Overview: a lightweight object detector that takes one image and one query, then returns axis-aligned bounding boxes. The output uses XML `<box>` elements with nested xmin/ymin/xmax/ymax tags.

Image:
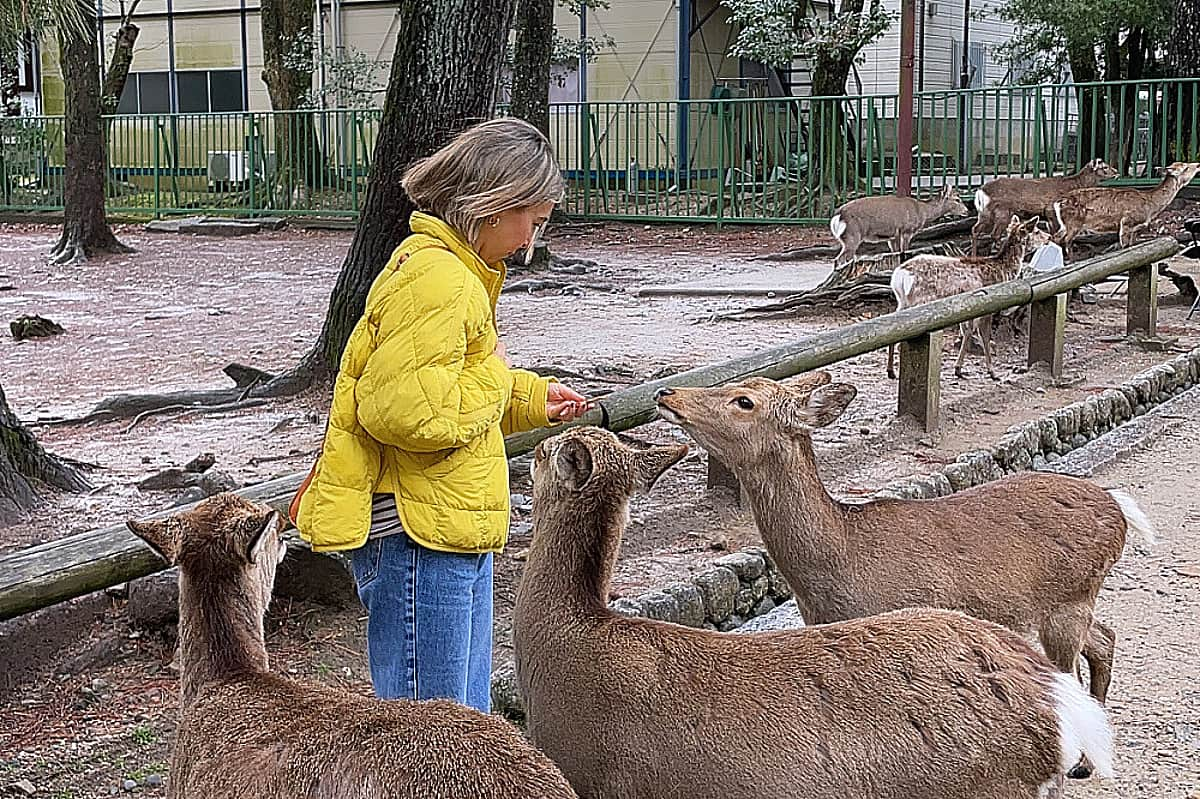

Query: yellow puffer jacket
<box><xmin>295</xmin><ymin>212</ymin><xmax>552</xmax><ymax>554</ymax></box>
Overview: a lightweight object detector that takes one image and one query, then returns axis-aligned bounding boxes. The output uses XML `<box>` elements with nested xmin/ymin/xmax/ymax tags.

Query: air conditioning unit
<box><xmin>207</xmin><ymin>150</ymin><xmax>250</xmax><ymax>191</ymax></box>
<box><xmin>206</xmin><ymin>150</ymin><xmax>277</xmax><ymax>191</ymax></box>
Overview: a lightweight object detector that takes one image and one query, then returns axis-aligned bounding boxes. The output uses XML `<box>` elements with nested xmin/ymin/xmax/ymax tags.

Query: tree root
<box><xmin>122</xmin><ymin>398</ymin><xmax>269</xmax><ymax>433</ymax></box>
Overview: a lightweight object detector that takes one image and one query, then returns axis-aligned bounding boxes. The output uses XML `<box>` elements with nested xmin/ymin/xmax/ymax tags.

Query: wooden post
<box><xmin>897</xmin><ymin>329</ymin><xmax>943</xmax><ymax>432</ymax></box>
<box><xmin>706</xmin><ymin>452</ymin><xmax>741</xmax><ymax>504</ymax></box>
<box><xmin>1027</xmin><ymin>293</ymin><xmax>1066</xmax><ymax>377</ymax></box>
<box><xmin>1126</xmin><ymin>262</ymin><xmax>1158</xmax><ymax>336</ymax></box>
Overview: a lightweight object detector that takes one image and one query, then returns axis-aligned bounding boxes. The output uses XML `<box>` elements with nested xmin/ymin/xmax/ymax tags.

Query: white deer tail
<box><xmin>1049</xmin><ymin>673</ymin><xmax>1114</xmax><ymax>780</ymax></box>
<box><xmin>890</xmin><ymin>267</ymin><xmax>915</xmax><ymax>308</ymax></box>
<box><xmin>1053</xmin><ymin>201</ymin><xmax>1066</xmax><ymax>234</ymax></box>
<box><xmin>1108</xmin><ymin>489</ymin><xmax>1157</xmax><ymax>554</ymax></box>
<box><xmin>974</xmin><ymin>188</ymin><xmax>990</xmax><ymax>214</ymax></box>
<box><xmin>830</xmin><ymin>214</ymin><xmax>847</xmax><ymax>241</ymax></box>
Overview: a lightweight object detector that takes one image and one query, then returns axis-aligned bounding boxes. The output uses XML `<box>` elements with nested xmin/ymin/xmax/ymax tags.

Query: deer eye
<box><xmin>734</xmin><ymin>396</ymin><xmax>755</xmax><ymax>410</ymax></box>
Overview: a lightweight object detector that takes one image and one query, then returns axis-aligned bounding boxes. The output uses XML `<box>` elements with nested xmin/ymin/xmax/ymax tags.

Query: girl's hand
<box><xmin>494</xmin><ymin>340</ymin><xmax>512</xmax><ymax>367</ymax></box>
<box><xmin>546</xmin><ymin>383</ymin><xmax>593</xmax><ymax>422</ymax></box>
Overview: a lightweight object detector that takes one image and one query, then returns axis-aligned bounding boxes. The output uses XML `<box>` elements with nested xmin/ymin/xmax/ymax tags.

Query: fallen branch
<box><xmin>123</xmin><ymin>398</ymin><xmax>269</xmax><ymax>434</ymax></box>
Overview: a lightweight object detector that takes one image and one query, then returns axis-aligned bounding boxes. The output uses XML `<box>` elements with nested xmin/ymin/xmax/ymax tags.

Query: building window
<box><xmin>115</xmin><ymin>70</ymin><xmax>245</xmax><ymax>114</ymax></box>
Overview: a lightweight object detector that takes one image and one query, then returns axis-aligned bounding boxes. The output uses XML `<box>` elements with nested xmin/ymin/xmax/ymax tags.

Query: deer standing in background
<box><xmin>126</xmin><ymin>494</ymin><xmax>577</xmax><ymax>799</ymax></box>
<box><xmin>972</xmin><ymin>159</ymin><xmax>1118</xmax><ymax>254</ymax></box>
<box><xmin>1054</xmin><ymin>161</ymin><xmax>1200</xmax><ymax>258</ymax></box>
<box><xmin>887</xmin><ymin>215</ymin><xmax>1049</xmax><ymax>380</ymax></box>
<box><xmin>829</xmin><ymin>184</ymin><xmax>968</xmax><ymax>269</ymax></box>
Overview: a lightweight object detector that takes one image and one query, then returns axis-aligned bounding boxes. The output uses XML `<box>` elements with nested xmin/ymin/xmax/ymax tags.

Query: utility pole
<box><xmin>897</xmin><ymin>0</ymin><xmax>916</xmax><ymax>196</ymax></box>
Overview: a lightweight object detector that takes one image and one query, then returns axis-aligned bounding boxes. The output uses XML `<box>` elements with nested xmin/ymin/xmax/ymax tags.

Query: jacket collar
<box><xmin>409</xmin><ymin>211</ymin><xmax>506</xmax><ymax>308</ymax></box>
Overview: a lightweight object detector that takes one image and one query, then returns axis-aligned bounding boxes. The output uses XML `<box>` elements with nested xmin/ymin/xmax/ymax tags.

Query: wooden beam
<box><xmin>897</xmin><ymin>330</ymin><xmax>943</xmax><ymax>432</ymax></box>
<box><xmin>1027</xmin><ymin>293</ymin><xmax>1066</xmax><ymax>377</ymax></box>
<box><xmin>1126</xmin><ymin>261</ymin><xmax>1159</xmax><ymax>336</ymax></box>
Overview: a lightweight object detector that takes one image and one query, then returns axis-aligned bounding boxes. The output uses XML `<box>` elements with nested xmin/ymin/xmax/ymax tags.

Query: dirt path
<box><xmin>1075</xmin><ymin>409</ymin><xmax>1200</xmax><ymax>799</ymax></box>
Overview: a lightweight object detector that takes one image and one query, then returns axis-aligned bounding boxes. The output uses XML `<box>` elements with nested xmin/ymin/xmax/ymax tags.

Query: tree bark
<box><xmin>266</xmin><ymin>0</ymin><xmax>518</xmax><ymax>392</ymax></box>
<box><xmin>1068</xmin><ymin>42</ymin><xmax>1104</xmax><ymax>162</ymax></box>
<box><xmin>1167</xmin><ymin>0</ymin><xmax>1200</xmax><ymax>158</ymax></box>
<box><xmin>50</xmin><ymin>0</ymin><xmax>133</xmax><ymax>265</ymax></box>
<box><xmin>100</xmin><ymin>13</ymin><xmax>139</xmax><ymax>116</ymax></box>
<box><xmin>0</xmin><ymin>384</ymin><xmax>90</xmax><ymax>527</ymax></box>
<box><xmin>261</xmin><ymin>0</ymin><xmax>325</xmax><ymax>205</ymax></box>
<box><xmin>510</xmin><ymin>0</ymin><xmax>554</xmax><ymax>138</ymax></box>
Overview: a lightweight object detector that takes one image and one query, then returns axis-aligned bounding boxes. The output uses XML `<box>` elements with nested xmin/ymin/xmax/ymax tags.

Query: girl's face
<box><xmin>476</xmin><ymin>201</ymin><xmax>555</xmax><ymax>265</ymax></box>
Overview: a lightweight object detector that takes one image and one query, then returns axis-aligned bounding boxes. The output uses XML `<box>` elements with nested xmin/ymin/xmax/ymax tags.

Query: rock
<box><xmin>1070</xmin><ymin>433</ymin><xmax>1088</xmax><ymax>449</ymax></box>
<box><xmin>57</xmin><ymin>635</ymin><xmax>123</xmax><ymax>675</ymax></box>
<box><xmin>197</xmin><ymin>469</ymin><xmax>241</xmax><ymax>497</ymax></box>
<box><xmin>637</xmin><ymin>590</ymin><xmax>681</xmax><ymax>622</ymax></box>
<box><xmin>716</xmin><ymin>614</ymin><xmax>746</xmax><ymax>632</ymax></box>
<box><xmin>767</xmin><ymin>568</ymin><xmax>792</xmax><ymax>600</ymax></box>
<box><xmin>177</xmin><ymin>218</ymin><xmax>262</xmax><ymax>237</ymax></box>
<box><xmin>608</xmin><ymin>598</ymin><xmax>642</xmax><ymax>618</ymax></box>
<box><xmin>8</xmin><ymin>779</ymin><xmax>37</xmax><ymax>796</ymax></box>
<box><xmin>713</xmin><ymin>551</ymin><xmax>766</xmax><ymax>581</ymax></box>
<box><xmin>661</xmin><ymin>582</ymin><xmax>706</xmax><ymax>628</ymax></box>
<box><xmin>137</xmin><ymin>468</ymin><xmax>203</xmax><ymax>491</ymax></box>
<box><xmin>941</xmin><ymin>462</ymin><xmax>975</xmax><ymax>492</ymax></box>
<box><xmin>127</xmin><ymin>571</ymin><xmax>180</xmax><ymax>629</ymax></box>
<box><xmin>183</xmin><ymin>453</ymin><xmax>216</xmax><ymax>473</ymax></box>
<box><xmin>925</xmin><ymin>472</ymin><xmax>952</xmax><ymax>497</ymax></box>
<box><xmin>1052</xmin><ymin>407</ymin><xmax>1078</xmax><ymax>440</ymax></box>
<box><xmin>509</xmin><ymin>493</ymin><xmax>533</xmax><ymax>514</ymax></box>
<box><xmin>748</xmin><ymin>574</ymin><xmax>770</xmax><ymax>600</ymax></box>
<box><xmin>734</xmin><ymin>599</ymin><xmax>806</xmax><ymax>632</ymax></box>
<box><xmin>170</xmin><ymin>487</ymin><xmax>207</xmax><ymax>507</ymax></box>
<box><xmin>122</xmin><ymin>779</ymin><xmax>137</xmax><ymax>792</ymax></box>
<box><xmin>145</xmin><ymin>775</ymin><xmax>164</xmax><ymax>788</ymax></box>
<box><xmin>1037</xmin><ymin>417</ymin><xmax>1060</xmax><ymax>453</ymax></box>
<box><xmin>749</xmin><ymin>596</ymin><xmax>776</xmax><ymax>617</ymax></box>
<box><xmin>10</xmin><ymin>314</ymin><xmax>64</xmax><ymax>341</ymax></box>
<box><xmin>1032</xmin><ymin>454</ymin><xmax>1047</xmax><ymax>470</ymax></box>
<box><xmin>693</xmin><ymin>567</ymin><xmax>739</xmax><ymax>622</ymax></box>
<box><xmin>734</xmin><ymin>588</ymin><xmax>756</xmax><ymax>617</ymax></box>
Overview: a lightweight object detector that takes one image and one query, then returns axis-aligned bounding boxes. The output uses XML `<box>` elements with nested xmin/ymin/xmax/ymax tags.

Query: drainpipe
<box><xmin>166</xmin><ymin>0</ymin><xmax>178</xmax><ymax>112</ymax></box>
<box><xmin>676</xmin><ymin>0</ymin><xmax>691</xmax><ymax>189</ymax></box>
<box><xmin>578</xmin><ymin>0</ymin><xmax>587</xmax><ymax>102</ymax></box>
<box><xmin>240</xmin><ymin>0</ymin><xmax>249</xmax><ymax>109</ymax></box>
<box><xmin>957</xmin><ymin>0</ymin><xmax>970</xmax><ymax>168</ymax></box>
<box><xmin>917</xmin><ymin>0</ymin><xmax>926</xmax><ymax>92</ymax></box>
<box><xmin>97</xmin><ymin>0</ymin><xmax>106</xmax><ymax>80</ymax></box>
<box><xmin>897</xmin><ymin>0</ymin><xmax>915</xmax><ymax>197</ymax></box>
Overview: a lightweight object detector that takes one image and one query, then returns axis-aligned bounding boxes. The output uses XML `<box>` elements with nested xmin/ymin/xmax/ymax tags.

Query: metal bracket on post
<box><xmin>706</xmin><ymin>452</ymin><xmax>741</xmax><ymax>505</ymax></box>
<box><xmin>1027</xmin><ymin>293</ymin><xmax>1066</xmax><ymax>377</ymax></box>
<box><xmin>1126</xmin><ymin>262</ymin><xmax>1158</xmax><ymax>336</ymax></box>
<box><xmin>897</xmin><ymin>329</ymin><xmax>943</xmax><ymax>432</ymax></box>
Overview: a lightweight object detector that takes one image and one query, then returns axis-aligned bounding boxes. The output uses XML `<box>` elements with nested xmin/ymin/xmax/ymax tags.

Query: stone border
<box><xmin>491</xmin><ymin>347</ymin><xmax>1200</xmax><ymax>720</ymax></box>
<box><xmin>876</xmin><ymin>347</ymin><xmax>1200</xmax><ymax>500</ymax></box>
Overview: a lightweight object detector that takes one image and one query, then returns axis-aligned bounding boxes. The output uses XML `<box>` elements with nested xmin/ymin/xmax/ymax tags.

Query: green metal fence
<box><xmin>2</xmin><ymin>78</ymin><xmax>1198</xmax><ymax>223</ymax></box>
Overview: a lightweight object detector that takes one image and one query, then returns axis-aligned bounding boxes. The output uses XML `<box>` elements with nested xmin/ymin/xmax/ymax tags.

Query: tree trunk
<box><xmin>0</xmin><ymin>384</ymin><xmax>90</xmax><ymax>527</ymax></box>
<box><xmin>268</xmin><ymin>0</ymin><xmax>518</xmax><ymax>391</ymax></box>
<box><xmin>50</xmin><ymin>0</ymin><xmax>133</xmax><ymax>265</ymax></box>
<box><xmin>261</xmin><ymin>0</ymin><xmax>325</xmax><ymax>206</ymax></box>
<box><xmin>100</xmin><ymin>19</ymin><xmax>139</xmax><ymax>116</ymax></box>
<box><xmin>510</xmin><ymin>0</ymin><xmax>554</xmax><ymax>137</ymax></box>
<box><xmin>1068</xmin><ymin>42</ymin><xmax>1104</xmax><ymax>162</ymax></box>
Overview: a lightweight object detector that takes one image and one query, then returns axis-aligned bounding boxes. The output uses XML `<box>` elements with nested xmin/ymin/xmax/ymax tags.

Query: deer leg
<box><xmin>1081</xmin><ymin>619</ymin><xmax>1116</xmax><ymax>704</ymax></box>
<box><xmin>887</xmin><ymin>342</ymin><xmax>897</xmax><ymax>380</ymax></box>
<box><xmin>1039</xmin><ymin>605</ymin><xmax>1095</xmax><ymax>780</ymax></box>
<box><xmin>954</xmin><ymin>321</ymin><xmax>972</xmax><ymax>378</ymax></box>
<box><xmin>980</xmin><ymin>314</ymin><xmax>997</xmax><ymax>380</ymax></box>
<box><xmin>970</xmin><ymin>210</ymin><xmax>990</xmax><ymax>255</ymax></box>
<box><xmin>836</xmin><ymin>232</ymin><xmax>861</xmax><ymax>270</ymax></box>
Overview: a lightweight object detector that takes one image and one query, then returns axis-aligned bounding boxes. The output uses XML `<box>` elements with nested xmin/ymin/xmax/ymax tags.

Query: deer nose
<box><xmin>654</xmin><ymin>388</ymin><xmax>674</xmax><ymax>401</ymax></box>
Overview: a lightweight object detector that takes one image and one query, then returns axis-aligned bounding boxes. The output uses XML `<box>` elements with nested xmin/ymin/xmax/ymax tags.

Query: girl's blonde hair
<box><xmin>402</xmin><ymin>118</ymin><xmax>565</xmax><ymax>246</ymax></box>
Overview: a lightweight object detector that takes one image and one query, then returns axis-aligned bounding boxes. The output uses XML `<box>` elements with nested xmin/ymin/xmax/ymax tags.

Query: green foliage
<box><xmin>0</xmin><ymin>0</ymin><xmax>90</xmax><ymax>61</ymax></box>
<box><xmin>995</xmin><ymin>0</ymin><xmax>1171</xmax><ymax>81</ymax></box>
<box><xmin>722</xmin><ymin>0</ymin><xmax>895</xmax><ymax>70</ymax></box>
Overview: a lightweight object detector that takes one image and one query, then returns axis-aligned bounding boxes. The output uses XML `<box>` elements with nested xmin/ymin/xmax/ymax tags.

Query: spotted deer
<box><xmin>1054</xmin><ymin>161</ymin><xmax>1200</xmax><ymax>258</ymax></box>
<box><xmin>515</xmin><ymin>426</ymin><xmax>1113</xmax><ymax>799</ymax></box>
<box><xmin>126</xmin><ymin>494</ymin><xmax>577</xmax><ymax>799</ymax></box>
<box><xmin>657</xmin><ymin>373</ymin><xmax>1154</xmax><ymax>777</ymax></box>
<box><xmin>972</xmin><ymin>160</ymin><xmax>1118</xmax><ymax>254</ymax></box>
<box><xmin>887</xmin><ymin>214</ymin><xmax>1050</xmax><ymax>380</ymax></box>
<box><xmin>829</xmin><ymin>184</ymin><xmax>968</xmax><ymax>269</ymax></box>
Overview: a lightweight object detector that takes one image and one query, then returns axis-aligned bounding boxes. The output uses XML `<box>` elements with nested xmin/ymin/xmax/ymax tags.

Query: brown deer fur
<box><xmin>127</xmin><ymin>493</ymin><xmax>577</xmax><ymax>799</ymax></box>
<box><xmin>887</xmin><ymin>215</ymin><xmax>1049</xmax><ymax>380</ymax></box>
<box><xmin>657</xmin><ymin>373</ymin><xmax>1153</xmax><ymax>715</ymax></box>
<box><xmin>972</xmin><ymin>159</ymin><xmax>1117</xmax><ymax>254</ymax></box>
<box><xmin>829</xmin><ymin>184</ymin><xmax>968</xmax><ymax>269</ymax></box>
<box><xmin>514</xmin><ymin>426</ymin><xmax>1113</xmax><ymax>799</ymax></box>
<box><xmin>1053</xmin><ymin>161</ymin><xmax>1200</xmax><ymax>258</ymax></box>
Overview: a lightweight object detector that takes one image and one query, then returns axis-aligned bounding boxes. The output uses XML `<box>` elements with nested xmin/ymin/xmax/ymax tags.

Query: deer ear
<box><xmin>804</xmin><ymin>383</ymin><xmax>858</xmax><ymax>428</ymax></box>
<box><xmin>786</xmin><ymin>370</ymin><xmax>832</xmax><ymax>398</ymax></box>
<box><xmin>635</xmin><ymin>444</ymin><xmax>688</xmax><ymax>494</ymax></box>
<box><xmin>554</xmin><ymin>438</ymin><xmax>594</xmax><ymax>491</ymax></box>
<box><xmin>127</xmin><ymin>519</ymin><xmax>179</xmax><ymax>565</ymax></box>
<box><xmin>246</xmin><ymin>511</ymin><xmax>282</xmax><ymax>564</ymax></box>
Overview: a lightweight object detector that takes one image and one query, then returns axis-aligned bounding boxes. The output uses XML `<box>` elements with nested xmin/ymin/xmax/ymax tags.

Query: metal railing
<box><xmin>2</xmin><ymin>78</ymin><xmax>1197</xmax><ymax>223</ymax></box>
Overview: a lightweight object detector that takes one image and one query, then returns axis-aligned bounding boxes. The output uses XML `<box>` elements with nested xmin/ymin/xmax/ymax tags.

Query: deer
<box><xmin>514</xmin><ymin>425</ymin><xmax>1113</xmax><ymax>799</ymax></box>
<box><xmin>829</xmin><ymin>183</ymin><xmax>969</xmax><ymax>269</ymax></box>
<box><xmin>972</xmin><ymin>159</ymin><xmax>1118</xmax><ymax>254</ymax></box>
<box><xmin>887</xmin><ymin>214</ymin><xmax>1050</xmax><ymax>381</ymax></box>
<box><xmin>1053</xmin><ymin>161</ymin><xmax>1200</xmax><ymax>259</ymax></box>
<box><xmin>657</xmin><ymin>372</ymin><xmax>1155</xmax><ymax>778</ymax></box>
<box><xmin>126</xmin><ymin>493</ymin><xmax>577</xmax><ymax>799</ymax></box>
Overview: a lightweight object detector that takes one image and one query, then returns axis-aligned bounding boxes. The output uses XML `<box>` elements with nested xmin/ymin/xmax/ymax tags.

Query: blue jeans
<box><xmin>350</xmin><ymin>534</ymin><xmax>494</xmax><ymax>712</ymax></box>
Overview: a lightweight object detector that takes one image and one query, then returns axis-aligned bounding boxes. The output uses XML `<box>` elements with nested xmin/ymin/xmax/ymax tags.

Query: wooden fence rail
<box><xmin>0</xmin><ymin>236</ymin><xmax>1178</xmax><ymax>620</ymax></box>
